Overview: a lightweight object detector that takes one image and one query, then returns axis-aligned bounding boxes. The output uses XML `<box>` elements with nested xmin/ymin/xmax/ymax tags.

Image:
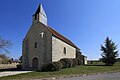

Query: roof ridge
<box><xmin>47</xmin><ymin>26</ymin><xmax>79</xmax><ymax>49</ymax></box>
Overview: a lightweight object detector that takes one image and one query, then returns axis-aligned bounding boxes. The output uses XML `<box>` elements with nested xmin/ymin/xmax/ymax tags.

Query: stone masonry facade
<box><xmin>52</xmin><ymin>36</ymin><xmax>76</xmax><ymax>62</ymax></box>
<box><xmin>22</xmin><ymin>22</ymin><xmax>52</xmax><ymax>70</ymax></box>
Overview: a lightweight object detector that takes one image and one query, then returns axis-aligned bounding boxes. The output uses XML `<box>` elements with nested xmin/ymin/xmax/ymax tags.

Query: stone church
<box><xmin>22</xmin><ymin>4</ymin><xmax>86</xmax><ymax>70</ymax></box>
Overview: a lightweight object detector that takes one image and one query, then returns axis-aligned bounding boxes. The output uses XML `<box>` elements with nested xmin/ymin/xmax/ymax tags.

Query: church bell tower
<box><xmin>32</xmin><ymin>4</ymin><xmax>47</xmax><ymax>26</ymax></box>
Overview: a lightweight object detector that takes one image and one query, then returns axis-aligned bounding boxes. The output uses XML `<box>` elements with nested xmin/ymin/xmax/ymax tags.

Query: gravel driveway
<box><xmin>54</xmin><ymin>72</ymin><xmax>120</xmax><ymax>80</ymax></box>
<box><xmin>0</xmin><ymin>70</ymin><xmax>120</xmax><ymax>80</ymax></box>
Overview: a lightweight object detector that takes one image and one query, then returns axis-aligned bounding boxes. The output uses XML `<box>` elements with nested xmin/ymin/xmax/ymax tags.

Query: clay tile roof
<box><xmin>47</xmin><ymin>26</ymin><xmax>79</xmax><ymax>49</ymax></box>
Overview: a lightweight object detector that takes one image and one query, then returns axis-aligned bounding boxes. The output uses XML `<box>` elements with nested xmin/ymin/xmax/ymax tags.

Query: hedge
<box><xmin>41</xmin><ymin>58</ymin><xmax>83</xmax><ymax>71</ymax></box>
<box><xmin>77</xmin><ymin>58</ymin><xmax>82</xmax><ymax>65</ymax></box>
<box><xmin>59</xmin><ymin>60</ymin><xmax>66</xmax><ymax>68</ymax></box>
<box><xmin>72</xmin><ymin>58</ymin><xmax>78</xmax><ymax>67</ymax></box>
<box><xmin>60</xmin><ymin>58</ymin><xmax>73</xmax><ymax>68</ymax></box>
<box><xmin>41</xmin><ymin>61</ymin><xmax>63</xmax><ymax>71</ymax></box>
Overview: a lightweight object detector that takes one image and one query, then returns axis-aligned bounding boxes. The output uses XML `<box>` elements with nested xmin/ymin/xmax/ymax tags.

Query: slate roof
<box><xmin>47</xmin><ymin>26</ymin><xmax>79</xmax><ymax>49</ymax></box>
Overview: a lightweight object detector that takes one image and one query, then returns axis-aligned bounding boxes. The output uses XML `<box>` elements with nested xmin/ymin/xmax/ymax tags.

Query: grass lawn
<box><xmin>0</xmin><ymin>62</ymin><xmax>120</xmax><ymax>80</ymax></box>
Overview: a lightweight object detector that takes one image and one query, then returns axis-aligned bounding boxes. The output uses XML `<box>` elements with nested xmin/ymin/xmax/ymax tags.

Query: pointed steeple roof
<box><xmin>33</xmin><ymin>4</ymin><xmax>47</xmax><ymax>26</ymax></box>
<box><xmin>34</xmin><ymin>4</ymin><xmax>47</xmax><ymax>17</ymax></box>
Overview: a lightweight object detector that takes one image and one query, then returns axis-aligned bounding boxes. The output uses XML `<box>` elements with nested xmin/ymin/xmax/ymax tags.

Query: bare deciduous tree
<box><xmin>0</xmin><ymin>36</ymin><xmax>12</xmax><ymax>53</ymax></box>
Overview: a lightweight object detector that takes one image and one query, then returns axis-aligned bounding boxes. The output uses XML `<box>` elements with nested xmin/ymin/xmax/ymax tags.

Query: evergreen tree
<box><xmin>101</xmin><ymin>37</ymin><xmax>118</xmax><ymax>66</ymax></box>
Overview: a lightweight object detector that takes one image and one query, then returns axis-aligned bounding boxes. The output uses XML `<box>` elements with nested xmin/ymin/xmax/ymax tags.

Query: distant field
<box><xmin>0</xmin><ymin>62</ymin><xmax>120</xmax><ymax>80</ymax></box>
<box><xmin>87</xmin><ymin>61</ymin><xmax>106</xmax><ymax>65</ymax></box>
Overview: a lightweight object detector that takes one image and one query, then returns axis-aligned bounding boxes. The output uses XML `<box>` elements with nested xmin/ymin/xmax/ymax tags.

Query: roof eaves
<box><xmin>47</xmin><ymin>26</ymin><xmax>80</xmax><ymax>49</ymax></box>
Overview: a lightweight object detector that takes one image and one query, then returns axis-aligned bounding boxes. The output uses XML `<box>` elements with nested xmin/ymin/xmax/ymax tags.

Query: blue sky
<box><xmin>0</xmin><ymin>0</ymin><xmax>120</xmax><ymax>60</ymax></box>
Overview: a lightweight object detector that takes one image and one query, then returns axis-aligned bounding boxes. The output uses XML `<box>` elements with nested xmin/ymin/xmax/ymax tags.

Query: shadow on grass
<box><xmin>85</xmin><ymin>65</ymin><xmax>108</xmax><ymax>66</ymax></box>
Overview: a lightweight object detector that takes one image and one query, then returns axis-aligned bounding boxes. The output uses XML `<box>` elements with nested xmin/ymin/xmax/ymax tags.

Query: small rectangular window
<box><xmin>35</xmin><ymin>42</ymin><xmax>37</xmax><ymax>48</ymax></box>
<box><xmin>64</xmin><ymin>47</ymin><xmax>66</xmax><ymax>54</ymax></box>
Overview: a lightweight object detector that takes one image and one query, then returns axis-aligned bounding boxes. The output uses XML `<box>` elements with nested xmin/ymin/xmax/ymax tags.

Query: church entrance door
<box><xmin>32</xmin><ymin>57</ymin><xmax>38</xmax><ymax>69</ymax></box>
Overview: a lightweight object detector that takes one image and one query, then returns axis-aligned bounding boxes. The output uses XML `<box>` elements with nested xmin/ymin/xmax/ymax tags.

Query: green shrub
<box><xmin>41</xmin><ymin>58</ymin><xmax>82</xmax><ymax>72</ymax></box>
<box><xmin>41</xmin><ymin>63</ymin><xmax>48</xmax><ymax>71</ymax></box>
<box><xmin>57</xmin><ymin>61</ymin><xmax>64</xmax><ymax>69</ymax></box>
<box><xmin>72</xmin><ymin>58</ymin><xmax>78</xmax><ymax>67</ymax></box>
<box><xmin>53</xmin><ymin>62</ymin><xmax>63</xmax><ymax>70</ymax></box>
<box><xmin>17</xmin><ymin>64</ymin><xmax>22</xmax><ymax>70</ymax></box>
<box><xmin>41</xmin><ymin>62</ymin><xmax>63</xmax><ymax>71</ymax></box>
<box><xmin>59</xmin><ymin>60</ymin><xmax>66</xmax><ymax>68</ymax></box>
<box><xmin>77</xmin><ymin>58</ymin><xmax>82</xmax><ymax>65</ymax></box>
<box><xmin>60</xmin><ymin>58</ymin><xmax>72</xmax><ymax>68</ymax></box>
<box><xmin>41</xmin><ymin>63</ymin><xmax>54</xmax><ymax>71</ymax></box>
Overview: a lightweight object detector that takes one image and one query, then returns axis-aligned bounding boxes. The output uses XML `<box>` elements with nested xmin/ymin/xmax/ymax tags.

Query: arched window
<box><xmin>63</xmin><ymin>47</ymin><xmax>66</xmax><ymax>54</ymax></box>
<box><xmin>35</xmin><ymin>42</ymin><xmax>37</xmax><ymax>48</ymax></box>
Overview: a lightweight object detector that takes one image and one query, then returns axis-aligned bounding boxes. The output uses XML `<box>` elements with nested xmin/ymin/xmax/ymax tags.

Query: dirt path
<box><xmin>0</xmin><ymin>71</ymin><xmax>32</xmax><ymax>77</ymax></box>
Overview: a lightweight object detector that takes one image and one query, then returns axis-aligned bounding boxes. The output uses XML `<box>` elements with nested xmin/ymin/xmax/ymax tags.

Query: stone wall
<box><xmin>52</xmin><ymin>36</ymin><xmax>76</xmax><ymax>62</ymax></box>
<box><xmin>0</xmin><ymin>64</ymin><xmax>17</xmax><ymax>69</ymax></box>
